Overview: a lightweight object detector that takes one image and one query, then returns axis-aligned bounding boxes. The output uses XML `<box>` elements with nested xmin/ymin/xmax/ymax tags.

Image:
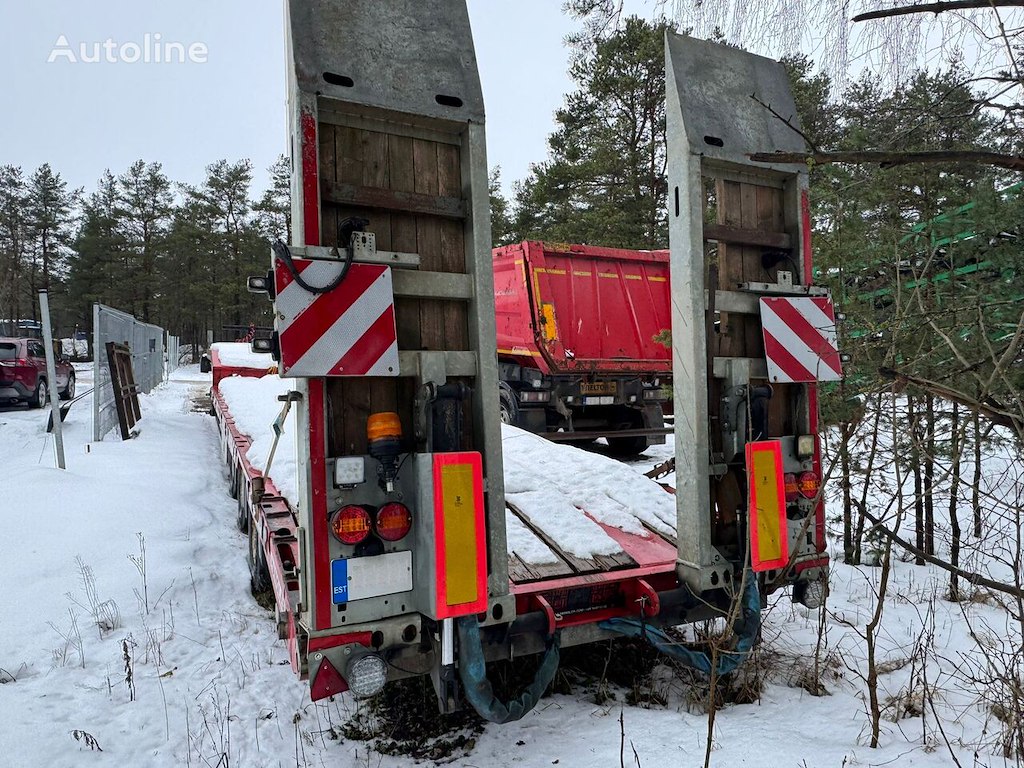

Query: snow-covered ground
<box><xmin>0</xmin><ymin>370</ymin><xmax>1017</xmax><ymax>767</ymax></box>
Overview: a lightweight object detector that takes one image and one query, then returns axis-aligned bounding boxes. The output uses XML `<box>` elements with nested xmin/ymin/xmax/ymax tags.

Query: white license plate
<box><xmin>331</xmin><ymin>550</ymin><xmax>413</xmax><ymax>604</ymax></box>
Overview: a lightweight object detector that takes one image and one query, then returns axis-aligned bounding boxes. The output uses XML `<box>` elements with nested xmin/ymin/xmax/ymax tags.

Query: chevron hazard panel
<box><xmin>273</xmin><ymin>255</ymin><xmax>400</xmax><ymax>378</ymax></box>
<box><xmin>759</xmin><ymin>297</ymin><xmax>842</xmax><ymax>384</ymax></box>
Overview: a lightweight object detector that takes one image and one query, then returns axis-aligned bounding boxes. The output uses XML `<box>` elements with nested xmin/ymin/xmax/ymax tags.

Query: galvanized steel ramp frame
<box><xmin>665</xmin><ymin>33</ymin><xmax>830</xmax><ymax>593</ymax></box>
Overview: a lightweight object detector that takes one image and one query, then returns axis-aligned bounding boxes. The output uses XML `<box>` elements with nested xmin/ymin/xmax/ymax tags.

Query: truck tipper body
<box><xmin>493</xmin><ymin>241</ymin><xmax>671</xmax><ymax>455</ymax></box>
<box><xmin>212</xmin><ymin>0</ymin><xmax>840</xmax><ymax>722</ymax></box>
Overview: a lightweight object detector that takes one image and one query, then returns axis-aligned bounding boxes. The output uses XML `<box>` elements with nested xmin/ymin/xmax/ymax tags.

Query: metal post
<box><xmin>39</xmin><ymin>291</ymin><xmax>66</xmax><ymax>469</ymax></box>
<box><xmin>93</xmin><ymin>303</ymin><xmax>101</xmax><ymax>442</ymax></box>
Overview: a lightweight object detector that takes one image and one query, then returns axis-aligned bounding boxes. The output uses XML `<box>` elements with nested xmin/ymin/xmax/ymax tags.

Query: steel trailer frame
<box><xmin>214</xmin><ymin>6</ymin><xmax>835</xmax><ymax>715</ymax></box>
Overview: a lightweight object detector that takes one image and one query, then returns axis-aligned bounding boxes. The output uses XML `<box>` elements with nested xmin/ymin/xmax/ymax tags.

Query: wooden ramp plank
<box><xmin>506</xmin><ymin>502</ymin><xmax>636</xmax><ymax>575</ymax></box>
<box><xmin>508</xmin><ymin>553</ymin><xmax>574</xmax><ymax>584</ymax></box>
<box><xmin>505</xmin><ymin>503</ymin><xmax>575</xmax><ymax>583</ymax></box>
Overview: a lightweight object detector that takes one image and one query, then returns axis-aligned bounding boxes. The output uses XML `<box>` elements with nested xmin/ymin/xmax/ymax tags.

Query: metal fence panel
<box><xmin>166</xmin><ymin>335</ymin><xmax>180</xmax><ymax>378</ymax></box>
<box><xmin>92</xmin><ymin>303</ymin><xmax>169</xmax><ymax>441</ymax></box>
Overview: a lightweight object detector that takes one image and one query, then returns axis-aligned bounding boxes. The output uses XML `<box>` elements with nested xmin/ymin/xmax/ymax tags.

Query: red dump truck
<box><xmin>493</xmin><ymin>242</ymin><xmax>671</xmax><ymax>455</ymax></box>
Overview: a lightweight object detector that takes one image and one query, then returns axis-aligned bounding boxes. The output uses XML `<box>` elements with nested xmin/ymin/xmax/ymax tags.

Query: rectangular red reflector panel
<box><xmin>746</xmin><ymin>440</ymin><xmax>789</xmax><ymax>573</ymax></box>
<box><xmin>432</xmin><ymin>452</ymin><xmax>488</xmax><ymax>618</ymax></box>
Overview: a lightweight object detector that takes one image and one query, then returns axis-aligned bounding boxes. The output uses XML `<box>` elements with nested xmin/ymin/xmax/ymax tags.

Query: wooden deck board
<box><xmin>505</xmin><ymin>501</ymin><xmax>636</xmax><ymax>576</ymax></box>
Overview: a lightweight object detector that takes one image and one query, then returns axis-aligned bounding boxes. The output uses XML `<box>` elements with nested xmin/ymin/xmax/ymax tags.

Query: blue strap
<box><xmin>456</xmin><ymin>616</ymin><xmax>561</xmax><ymax>724</ymax></box>
<box><xmin>599</xmin><ymin>573</ymin><xmax>761</xmax><ymax>677</ymax></box>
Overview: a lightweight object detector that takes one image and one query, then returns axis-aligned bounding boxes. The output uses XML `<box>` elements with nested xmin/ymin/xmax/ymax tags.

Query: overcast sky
<box><xmin>0</xmin><ymin>1</ymin><xmax>606</xmax><ymax>198</ymax></box>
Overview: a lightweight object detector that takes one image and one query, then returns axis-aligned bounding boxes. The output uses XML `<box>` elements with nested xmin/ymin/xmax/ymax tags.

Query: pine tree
<box><xmin>24</xmin><ymin>163</ymin><xmax>79</xmax><ymax>322</ymax></box>
<box><xmin>254</xmin><ymin>154</ymin><xmax>291</xmax><ymax>243</ymax></box>
<box><xmin>488</xmin><ymin>168</ymin><xmax>513</xmax><ymax>247</ymax></box>
<box><xmin>116</xmin><ymin>160</ymin><xmax>173</xmax><ymax>322</ymax></box>
<box><xmin>511</xmin><ymin>16</ymin><xmax>672</xmax><ymax>249</ymax></box>
<box><xmin>0</xmin><ymin>166</ymin><xmax>29</xmax><ymax>323</ymax></box>
<box><xmin>66</xmin><ymin>171</ymin><xmax>126</xmax><ymax>325</ymax></box>
<box><xmin>193</xmin><ymin>159</ymin><xmax>268</xmax><ymax>329</ymax></box>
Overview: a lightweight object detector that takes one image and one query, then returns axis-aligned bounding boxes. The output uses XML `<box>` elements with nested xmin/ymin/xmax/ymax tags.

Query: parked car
<box><xmin>0</xmin><ymin>337</ymin><xmax>75</xmax><ymax>407</ymax></box>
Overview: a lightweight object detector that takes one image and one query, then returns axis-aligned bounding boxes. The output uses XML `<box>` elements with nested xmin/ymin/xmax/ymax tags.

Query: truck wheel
<box><xmin>606</xmin><ymin>434</ymin><xmax>647</xmax><ymax>457</ymax></box>
<box><xmin>498</xmin><ymin>385</ymin><xmax>519</xmax><ymax>426</ymax></box>
<box><xmin>29</xmin><ymin>378</ymin><xmax>47</xmax><ymax>409</ymax></box>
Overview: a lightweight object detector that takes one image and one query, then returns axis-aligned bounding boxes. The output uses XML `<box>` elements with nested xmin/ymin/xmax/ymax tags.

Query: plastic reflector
<box><xmin>432</xmin><ymin>452</ymin><xmax>487</xmax><ymax>618</ymax></box>
<box><xmin>310</xmin><ymin>657</ymin><xmax>348</xmax><ymax>701</ymax></box>
<box><xmin>746</xmin><ymin>440</ymin><xmax>789</xmax><ymax>573</ymax></box>
<box><xmin>798</xmin><ymin>471</ymin><xmax>819</xmax><ymax>499</ymax></box>
<box><xmin>540</xmin><ymin>302</ymin><xmax>558</xmax><ymax>342</ymax></box>
<box><xmin>783</xmin><ymin>473</ymin><xmax>799</xmax><ymax>503</ymax></box>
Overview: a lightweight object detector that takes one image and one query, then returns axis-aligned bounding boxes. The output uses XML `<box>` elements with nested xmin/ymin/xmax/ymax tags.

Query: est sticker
<box><xmin>331</xmin><ymin>559</ymin><xmax>349</xmax><ymax>604</ymax></box>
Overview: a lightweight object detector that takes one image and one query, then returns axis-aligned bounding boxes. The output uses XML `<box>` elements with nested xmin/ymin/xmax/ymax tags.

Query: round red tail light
<box><xmin>376</xmin><ymin>502</ymin><xmax>412</xmax><ymax>542</ymax></box>
<box><xmin>797</xmin><ymin>471</ymin><xmax>820</xmax><ymax>500</ymax></box>
<box><xmin>784</xmin><ymin>473</ymin><xmax>799</xmax><ymax>503</ymax></box>
<box><xmin>330</xmin><ymin>505</ymin><xmax>372</xmax><ymax>545</ymax></box>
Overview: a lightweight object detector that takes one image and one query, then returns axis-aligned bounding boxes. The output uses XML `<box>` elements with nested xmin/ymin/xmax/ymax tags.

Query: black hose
<box><xmin>273</xmin><ymin>240</ymin><xmax>352</xmax><ymax>295</ymax></box>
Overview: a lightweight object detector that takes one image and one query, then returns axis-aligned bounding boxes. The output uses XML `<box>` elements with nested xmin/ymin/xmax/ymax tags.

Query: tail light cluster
<box><xmin>329</xmin><ymin>503</ymin><xmax>412</xmax><ymax>545</ymax></box>
<box><xmin>783</xmin><ymin>471</ymin><xmax>820</xmax><ymax>503</ymax></box>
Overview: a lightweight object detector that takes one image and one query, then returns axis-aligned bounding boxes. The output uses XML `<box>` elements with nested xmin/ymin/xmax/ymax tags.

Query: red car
<box><xmin>0</xmin><ymin>337</ymin><xmax>76</xmax><ymax>408</ymax></box>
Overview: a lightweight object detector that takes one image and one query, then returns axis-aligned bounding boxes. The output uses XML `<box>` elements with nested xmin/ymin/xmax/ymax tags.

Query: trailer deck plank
<box><xmin>507</xmin><ymin>553</ymin><xmax>575</xmax><ymax>583</ymax></box>
<box><xmin>506</xmin><ymin>501</ymin><xmax>637</xmax><ymax>576</ymax></box>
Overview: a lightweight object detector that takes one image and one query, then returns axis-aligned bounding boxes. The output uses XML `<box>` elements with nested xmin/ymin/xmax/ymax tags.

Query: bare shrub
<box><xmin>70</xmin><ymin>730</ymin><xmax>103</xmax><ymax>751</ymax></box>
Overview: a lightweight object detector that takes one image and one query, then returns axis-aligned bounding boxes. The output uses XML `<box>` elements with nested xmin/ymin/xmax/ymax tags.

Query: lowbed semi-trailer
<box><xmin>216</xmin><ymin>0</ymin><xmax>841</xmax><ymax>722</ymax></box>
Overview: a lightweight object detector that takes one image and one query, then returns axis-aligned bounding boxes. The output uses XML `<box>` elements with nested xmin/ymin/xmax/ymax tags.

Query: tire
<box><xmin>236</xmin><ymin>485</ymin><xmax>250</xmax><ymax>534</ymax></box>
<box><xmin>59</xmin><ymin>373</ymin><xmax>75</xmax><ymax>401</ymax></box>
<box><xmin>29</xmin><ymin>378</ymin><xmax>47</xmax><ymax>409</ymax></box>
<box><xmin>498</xmin><ymin>384</ymin><xmax>519</xmax><ymax>426</ymax></box>
<box><xmin>248</xmin><ymin>521</ymin><xmax>272</xmax><ymax>596</ymax></box>
<box><xmin>566</xmin><ymin>437</ymin><xmax>597</xmax><ymax>448</ymax></box>
<box><xmin>606</xmin><ymin>434</ymin><xmax>648</xmax><ymax>457</ymax></box>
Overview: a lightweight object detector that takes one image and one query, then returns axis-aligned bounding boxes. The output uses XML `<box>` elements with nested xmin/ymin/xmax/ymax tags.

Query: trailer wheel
<box><xmin>248</xmin><ymin>521</ymin><xmax>272</xmax><ymax>596</ymax></box>
<box><xmin>228</xmin><ymin>464</ymin><xmax>239</xmax><ymax>500</ymax></box>
<box><xmin>498</xmin><ymin>384</ymin><xmax>519</xmax><ymax>426</ymax></box>
<box><xmin>236</xmin><ymin>490</ymin><xmax>249</xmax><ymax>534</ymax></box>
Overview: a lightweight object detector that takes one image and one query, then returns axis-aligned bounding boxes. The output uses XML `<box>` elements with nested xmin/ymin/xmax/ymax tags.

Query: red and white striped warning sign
<box><xmin>273</xmin><ymin>256</ymin><xmax>400</xmax><ymax>378</ymax></box>
<box><xmin>759</xmin><ymin>296</ymin><xmax>842</xmax><ymax>383</ymax></box>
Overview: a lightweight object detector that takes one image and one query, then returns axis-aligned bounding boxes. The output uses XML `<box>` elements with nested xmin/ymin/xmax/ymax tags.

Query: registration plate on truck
<box><xmin>580</xmin><ymin>381</ymin><xmax>616</xmax><ymax>395</ymax></box>
<box><xmin>331</xmin><ymin>551</ymin><xmax>413</xmax><ymax>604</ymax></box>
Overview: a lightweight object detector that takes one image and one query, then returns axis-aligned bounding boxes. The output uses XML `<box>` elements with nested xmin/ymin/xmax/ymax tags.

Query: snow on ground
<box><xmin>501</xmin><ymin>424</ymin><xmax>677</xmax><ymax>554</ymax></box>
<box><xmin>0</xmin><ymin>371</ymin><xmax>1017</xmax><ymax>767</ymax></box>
